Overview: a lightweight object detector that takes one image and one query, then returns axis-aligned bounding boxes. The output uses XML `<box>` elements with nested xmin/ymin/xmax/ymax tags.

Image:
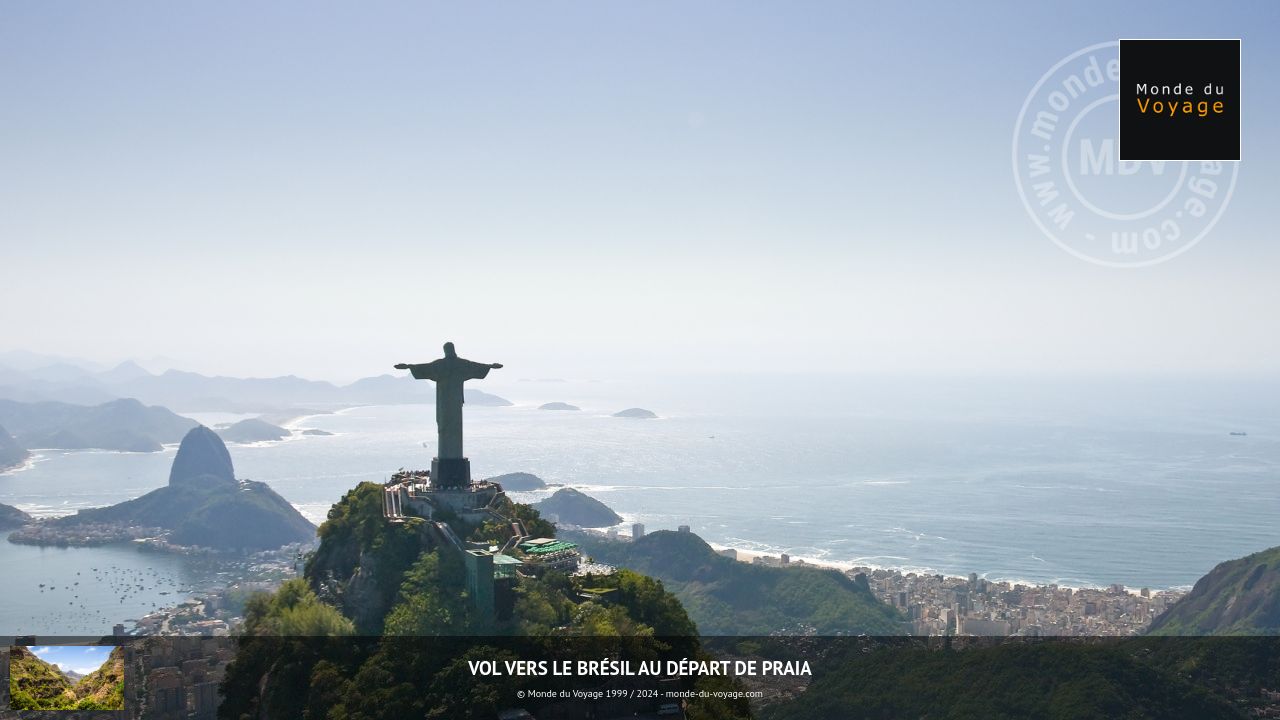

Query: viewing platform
<box><xmin>517</xmin><ymin>537</ymin><xmax>582</xmax><ymax>574</ymax></box>
<box><xmin>381</xmin><ymin>469</ymin><xmax>507</xmax><ymax>525</ymax></box>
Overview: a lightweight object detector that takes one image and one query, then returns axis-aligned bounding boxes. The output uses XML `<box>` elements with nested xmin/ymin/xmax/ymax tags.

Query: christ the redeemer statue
<box><xmin>395</xmin><ymin>342</ymin><xmax>502</xmax><ymax>488</ymax></box>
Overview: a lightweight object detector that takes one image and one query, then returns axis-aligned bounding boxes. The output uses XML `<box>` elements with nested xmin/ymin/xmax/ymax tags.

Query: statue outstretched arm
<box><xmin>395</xmin><ymin>362</ymin><xmax>438</xmax><ymax>380</ymax></box>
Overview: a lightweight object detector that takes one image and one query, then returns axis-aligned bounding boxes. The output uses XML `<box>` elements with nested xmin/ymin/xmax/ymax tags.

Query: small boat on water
<box><xmin>1229</xmin><ymin>431</ymin><xmax>1247</xmax><ymax>436</ymax></box>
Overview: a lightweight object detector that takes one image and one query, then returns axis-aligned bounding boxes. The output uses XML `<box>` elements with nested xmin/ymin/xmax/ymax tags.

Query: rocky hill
<box><xmin>8</xmin><ymin>645</ymin><xmax>74</xmax><ymax>709</ymax></box>
<box><xmin>0</xmin><ymin>423</ymin><xmax>29</xmax><ymax>470</ymax></box>
<box><xmin>7</xmin><ymin>645</ymin><xmax>124</xmax><ymax>711</ymax></box>
<box><xmin>70</xmin><ymin>646</ymin><xmax>125</xmax><ymax>709</ymax></box>
<box><xmin>0</xmin><ymin>502</ymin><xmax>32</xmax><ymax>529</ymax></box>
<box><xmin>13</xmin><ymin>426</ymin><xmax>314</xmax><ymax>552</ymax></box>
<box><xmin>217</xmin><ymin>481</ymin><xmax>746</xmax><ymax>720</ymax></box>
<box><xmin>168</xmin><ymin>425</ymin><xmax>237</xmax><ymax>488</ymax></box>
<box><xmin>534</xmin><ymin>487</ymin><xmax>621</xmax><ymax>527</ymax></box>
<box><xmin>0</xmin><ymin>397</ymin><xmax>196</xmax><ymax>452</ymax></box>
<box><xmin>303</xmin><ymin>482</ymin><xmax>436</xmax><ymax>633</ymax></box>
<box><xmin>1148</xmin><ymin>544</ymin><xmax>1280</xmax><ymax>635</ymax></box>
<box><xmin>571</xmin><ymin>529</ymin><xmax>904</xmax><ymax>635</ymax></box>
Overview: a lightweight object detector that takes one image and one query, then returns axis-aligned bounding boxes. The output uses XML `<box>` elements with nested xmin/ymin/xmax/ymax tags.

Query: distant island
<box><xmin>0</xmin><ymin>397</ymin><xmax>195</xmax><ymax>452</ymax></box>
<box><xmin>301</xmin><ymin>428</ymin><xmax>334</xmax><ymax>436</ymax></box>
<box><xmin>8</xmin><ymin>426</ymin><xmax>315</xmax><ymax>552</ymax></box>
<box><xmin>538</xmin><ymin>401</ymin><xmax>581</xmax><ymax>411</ymax></box>
<box><xmin>613</xmin><ymin>407</ymin><xmax>658</xmax><ymax>419</ymax></box>
<box><xmin>216</xmin><ymin>417</ymin><xmax>291</xmax><ymax>443</ymax></box>
<box><xmin>0</xmin><ymin>502</ymin><xmax>32</xmax><ymax>529</ymax></box>
<box><xmin>0</xmin><ymin>422</ymin><xmax>29</xmax><ymax>469</ymax></box>
<box><xmin>488</xmin><ymin>471</ymin><xmax>547</xmax><ymax>490</ymax></box>
<box><xmin>535</xmin><ymin>487</ymin><xmax>622</xmax><ymax>527</ymax></box>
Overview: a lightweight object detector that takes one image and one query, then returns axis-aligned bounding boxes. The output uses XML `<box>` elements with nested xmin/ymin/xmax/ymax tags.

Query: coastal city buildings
<box><xmin>125</xmin><ymin>636</ymin><xmax>236</xmax><ymax>720</ymax></box>
<box><xmin>857</xmin><ymin>567</ymin><xmax>1185</xmax><ymax>637</ymax></box>
<box><xmin>128</xmin><ymin>545</ymin><xmax>305</xmax><ymax>637</ymax></box>
<box><xmin>733</xmin><ymin>547</ymin><xmax>1182</xmax><ymax>636</ymax></box>
<box><xmin>577</xmin><ymin>523</ymin><xmax>1181</xmax><ymax>637</ymax></box>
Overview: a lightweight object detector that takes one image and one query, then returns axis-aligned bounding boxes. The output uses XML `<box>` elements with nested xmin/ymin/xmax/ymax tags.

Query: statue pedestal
<box><xmin>431</xmin><ymin>457</ymin><xmax>471</xmax><ymax>489</ymax></box>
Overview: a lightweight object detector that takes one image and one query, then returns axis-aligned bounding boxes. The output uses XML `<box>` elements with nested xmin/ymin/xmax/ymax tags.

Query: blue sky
<box><xmin>25</xmin><ymin>645</ymin><xmax>113</xmax><ymax>676</ymax></box>
<box><xmin>1</xmin><ymin>2</ymin><xmax>1278</xmax><ymax>380</ymax></box>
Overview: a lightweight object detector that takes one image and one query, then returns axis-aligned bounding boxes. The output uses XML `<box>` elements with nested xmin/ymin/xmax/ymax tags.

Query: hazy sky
<box><xmin>2</xmin><ymin>2</ymin><xmax>1277</xmax><ymax>382</ymax></box>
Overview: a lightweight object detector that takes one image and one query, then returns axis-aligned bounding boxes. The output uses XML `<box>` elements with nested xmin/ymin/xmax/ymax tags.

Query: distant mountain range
<box><xmin>0</xmin><ymin>398</ymin><xmax>196</xmax><ymax>452</ymax></box>
<box><xmin>0</xmin><ymin>353</ymin><xmax>511</xmax><ymax>413</ymax></box>
<box><xmin>0</xmin><ymin>353</ymin><xmax>513</xmax><ymax>453</ymax></box>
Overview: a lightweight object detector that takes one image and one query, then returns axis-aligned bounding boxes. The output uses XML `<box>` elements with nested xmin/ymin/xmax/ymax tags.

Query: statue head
<box><xmin>443</xmin><ymin>342</ymin><xmax>457</xmax><ymax>358</ymax></box>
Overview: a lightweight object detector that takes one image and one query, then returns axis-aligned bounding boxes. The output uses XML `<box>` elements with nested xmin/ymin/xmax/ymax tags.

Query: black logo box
<box><xmin>1119</xmin><ymin>39</ymin><xmax>1241</xmax><ymax>161</ymax></box>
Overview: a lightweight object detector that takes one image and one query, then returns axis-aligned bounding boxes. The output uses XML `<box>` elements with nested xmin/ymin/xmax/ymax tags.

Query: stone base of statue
<box><xmin>386</xmin><ymin>467</ymin><xmax>502</xmax><ymax>526</ymax></box>
<box><xmin>431</xmin><ymin>457</ymin><xmax>471</xmax><ymax>489</ymax></box>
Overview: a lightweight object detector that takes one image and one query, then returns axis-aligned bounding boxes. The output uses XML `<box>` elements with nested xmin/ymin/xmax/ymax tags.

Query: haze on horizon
<box><xmin>2</xmin><ymin>3</ymin><xmax>1278</xmax><ymax>384</ymax></box>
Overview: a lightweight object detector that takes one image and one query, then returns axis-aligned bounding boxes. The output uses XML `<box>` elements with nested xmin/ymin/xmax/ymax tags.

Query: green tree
<box><xmin>383</xmin><ymin>549</ymin><xmax>477</xmax><ymax>636</ymax></box>
<box><xmin>423</xmin><ymin>647</ymin><xmax>520</xmax><ymax>720</ymax></box>
<box><xmin>243</xmin><ymin>578</ymin><xmax>355</xmax><ymax>636</ymax></box>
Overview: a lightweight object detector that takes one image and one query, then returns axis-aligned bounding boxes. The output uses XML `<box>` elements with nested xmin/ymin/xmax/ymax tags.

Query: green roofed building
<box><xmin>519</xmin><ymin>539</ymin><xmax>578</xmax><ymax>554</ymax></box>
<box><xmin>517</xmin><ymin>538</ymin><xmax>581</xmax><ymax>574</ymax></box>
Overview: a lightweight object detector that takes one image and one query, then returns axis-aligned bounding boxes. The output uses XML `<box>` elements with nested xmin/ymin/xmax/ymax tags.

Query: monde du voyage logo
<box><xmin>1013</xmin><ymin>40</ymin><xmax>1240</xmax><ymax>267</ymax></box>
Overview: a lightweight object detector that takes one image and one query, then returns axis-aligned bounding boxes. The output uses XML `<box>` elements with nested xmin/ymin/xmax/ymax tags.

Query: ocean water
<box><xmin>1</xmin><ymin>373</ymin><xmax>1278</xmax><ymax>633</ymax></box>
